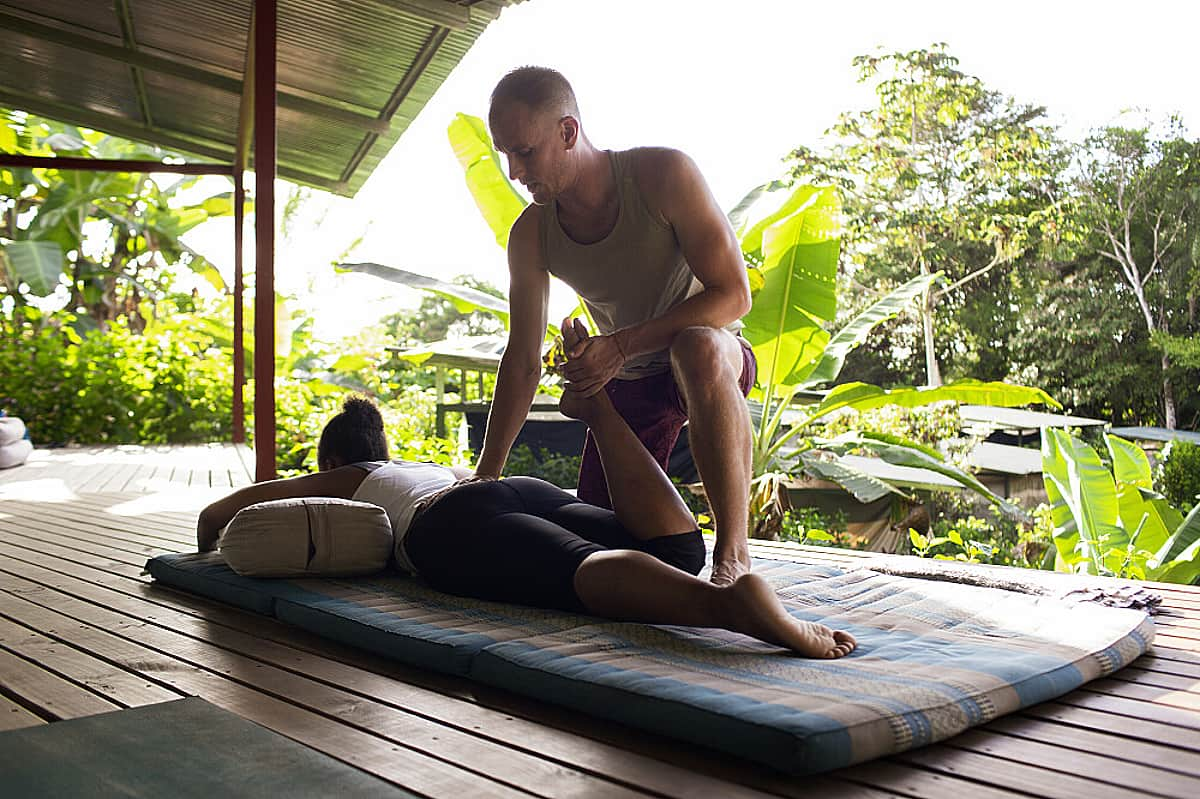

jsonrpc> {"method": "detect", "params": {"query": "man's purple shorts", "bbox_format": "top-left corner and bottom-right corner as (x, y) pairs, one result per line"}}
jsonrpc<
(576, 335), (757, 508)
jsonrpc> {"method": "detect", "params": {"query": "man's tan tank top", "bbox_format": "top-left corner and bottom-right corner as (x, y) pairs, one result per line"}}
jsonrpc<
(540, 148), (741, 380)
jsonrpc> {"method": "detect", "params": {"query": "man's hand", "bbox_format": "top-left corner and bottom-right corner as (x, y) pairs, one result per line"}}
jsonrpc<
(560, 316), (625, 397)
(710, 554), (751, 586)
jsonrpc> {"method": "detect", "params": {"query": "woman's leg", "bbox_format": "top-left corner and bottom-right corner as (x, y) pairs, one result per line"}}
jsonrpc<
(574, 550), (857, 658)
(559, 388), (697, 541)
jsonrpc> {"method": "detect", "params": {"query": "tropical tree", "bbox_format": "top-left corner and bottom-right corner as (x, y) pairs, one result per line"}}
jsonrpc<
(1071, 119), (1200, 429)
(786, 45), (1066, 386)
(0, 110), (234, 331)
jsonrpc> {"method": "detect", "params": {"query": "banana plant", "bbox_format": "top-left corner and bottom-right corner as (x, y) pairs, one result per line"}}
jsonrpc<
(737, 179), (1056, 535)
(1041, 429), (1200, 583)
(0, 112), (236, 324)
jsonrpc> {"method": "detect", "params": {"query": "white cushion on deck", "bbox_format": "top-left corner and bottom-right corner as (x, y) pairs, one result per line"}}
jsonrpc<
(0, 438), (32, 469)
(219, 497), (393, 577)
(0, 417), (26, 446)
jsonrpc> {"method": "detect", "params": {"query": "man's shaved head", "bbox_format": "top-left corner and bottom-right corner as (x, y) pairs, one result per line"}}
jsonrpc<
(490, 66), (580, 120)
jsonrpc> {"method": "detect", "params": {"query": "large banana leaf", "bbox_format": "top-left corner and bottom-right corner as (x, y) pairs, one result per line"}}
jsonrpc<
(1114, 483), (1176, 564)
(336, 262), (510, 326)
(827, 432), (1025, 520)
(799, 451), (906, 504)
(740, 185), (840, 392)
(1041, 428), (1122, 575)
(802, 379), (1060, 424)
(448, 113), (527, 249)
(1106, 434), (1154, 489)
(726, 179), (787, 238)
(803, 272), (941, 387)
(739, 183), (837, 257)
(1150, 502), (1200, 570)
(3, 240), (65, 296)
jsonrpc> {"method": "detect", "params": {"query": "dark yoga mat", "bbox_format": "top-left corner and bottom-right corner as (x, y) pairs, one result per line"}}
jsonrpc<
(0, 697), (416, 798)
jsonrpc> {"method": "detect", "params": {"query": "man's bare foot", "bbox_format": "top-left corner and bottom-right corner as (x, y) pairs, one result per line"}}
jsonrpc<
(724, 573), (857, 658)
(710, 554), (751, 586)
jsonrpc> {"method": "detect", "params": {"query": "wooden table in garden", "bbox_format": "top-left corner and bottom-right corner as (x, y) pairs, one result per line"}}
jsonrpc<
(1, 444), (1198, 798)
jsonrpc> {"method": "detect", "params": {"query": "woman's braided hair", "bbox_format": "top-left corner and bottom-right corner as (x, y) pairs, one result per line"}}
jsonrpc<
(317, 395), (388, 471)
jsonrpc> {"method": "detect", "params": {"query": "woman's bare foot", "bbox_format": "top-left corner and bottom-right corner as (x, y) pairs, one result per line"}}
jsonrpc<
(723, 572), (857, 658)
(559, 385), (617, 425)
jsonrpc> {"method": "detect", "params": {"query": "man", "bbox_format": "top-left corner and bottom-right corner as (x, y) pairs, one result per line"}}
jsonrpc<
(476, 66), (756, 586)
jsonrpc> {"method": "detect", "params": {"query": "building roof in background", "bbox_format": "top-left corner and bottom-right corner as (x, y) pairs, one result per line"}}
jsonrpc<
(959, 405), (1106, 435)
(0, 0), (518, 196)
(389, 334), (505, 371)
(1111, 427), (1200, 445)
(966, 441), (1043, 475)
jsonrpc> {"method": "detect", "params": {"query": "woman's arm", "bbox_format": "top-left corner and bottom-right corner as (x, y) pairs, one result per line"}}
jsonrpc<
(196, 466), (368, 551)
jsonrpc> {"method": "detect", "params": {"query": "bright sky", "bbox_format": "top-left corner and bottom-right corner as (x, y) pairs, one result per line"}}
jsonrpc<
(186, 0), (1200, 341)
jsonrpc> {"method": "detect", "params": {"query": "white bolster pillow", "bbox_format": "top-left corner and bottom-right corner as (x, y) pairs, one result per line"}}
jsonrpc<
(0, 417), (26, 446)
(219, 497), (394, 577)
(0, 439), (32, 469)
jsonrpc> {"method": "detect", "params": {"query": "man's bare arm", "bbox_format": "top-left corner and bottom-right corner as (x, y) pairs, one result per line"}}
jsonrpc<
(475, 208), (550, 478)
(614, 148), (751, 357)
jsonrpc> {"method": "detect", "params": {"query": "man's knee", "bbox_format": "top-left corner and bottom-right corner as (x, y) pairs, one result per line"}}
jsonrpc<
(669, 326), (739, 386)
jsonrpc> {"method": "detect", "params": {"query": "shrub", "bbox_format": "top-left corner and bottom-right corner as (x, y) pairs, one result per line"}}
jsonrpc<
(1158, 440), (1200, 512)
(0, 310), (231, 445)
(503, 444), (583, 488)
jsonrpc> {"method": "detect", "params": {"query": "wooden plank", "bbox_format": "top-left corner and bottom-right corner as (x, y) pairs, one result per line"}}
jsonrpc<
(0, 613), (183, 708)
(984, 714), (1200, 778)
(0, 513), (188, 560)
(0, 646), (123, 720)
(1086, 677), (1200, 713)
(0, 694), (48, 732)
(944, 727), (1200, 798)
(1023, 701), (1200, 752)
(1056, 689), (1200, 733)
(0, 568), (666, 799)
(897, 743), (1161, 799)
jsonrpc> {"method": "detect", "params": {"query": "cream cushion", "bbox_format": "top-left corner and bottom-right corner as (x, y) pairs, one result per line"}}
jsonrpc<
(219, 497), (394, 577)
(0, 438), (32, 469)
(0, 417), (26, 446)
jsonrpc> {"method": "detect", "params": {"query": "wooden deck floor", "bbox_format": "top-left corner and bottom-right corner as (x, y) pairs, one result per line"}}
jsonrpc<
(1, 445), (1199, 798)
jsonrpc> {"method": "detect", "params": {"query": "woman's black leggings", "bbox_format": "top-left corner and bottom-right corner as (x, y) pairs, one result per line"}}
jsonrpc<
(403, 476), (705, 613)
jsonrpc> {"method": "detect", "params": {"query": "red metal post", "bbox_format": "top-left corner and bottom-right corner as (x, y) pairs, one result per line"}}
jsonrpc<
(232, 167), (246, 443)
(252, 0), (277, 482)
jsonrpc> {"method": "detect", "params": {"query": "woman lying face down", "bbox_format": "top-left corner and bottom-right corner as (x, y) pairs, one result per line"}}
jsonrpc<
(197, 393), (857, 659)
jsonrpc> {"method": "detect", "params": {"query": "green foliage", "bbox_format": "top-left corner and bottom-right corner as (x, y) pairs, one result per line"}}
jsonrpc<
(1041, 430), (1200, 583)
(267, 379), (467, 478)
(1159, 441), (1200, 512)
(502, 444), (583, 488)
(779, 506), (852, 548)
(381, 274), (506, 345)
(912, 491), (1055, 568)
(0, 110), (234, 329)
(0, 307), (230, 444)
(447, 113), (527, 249)
(787, 45), (1066, 386)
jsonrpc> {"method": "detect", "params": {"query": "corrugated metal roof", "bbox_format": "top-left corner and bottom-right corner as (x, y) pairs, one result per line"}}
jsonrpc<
(958, 404), (1105, 433)
(1111, 427), (1200, 445)
(0, 0), (520, 196)
(966, 441), (1043, 475)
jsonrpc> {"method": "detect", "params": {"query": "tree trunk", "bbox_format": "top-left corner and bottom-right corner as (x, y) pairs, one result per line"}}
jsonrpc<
(1162, 353), (1177, 430)
(922, 278), (941, 387)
